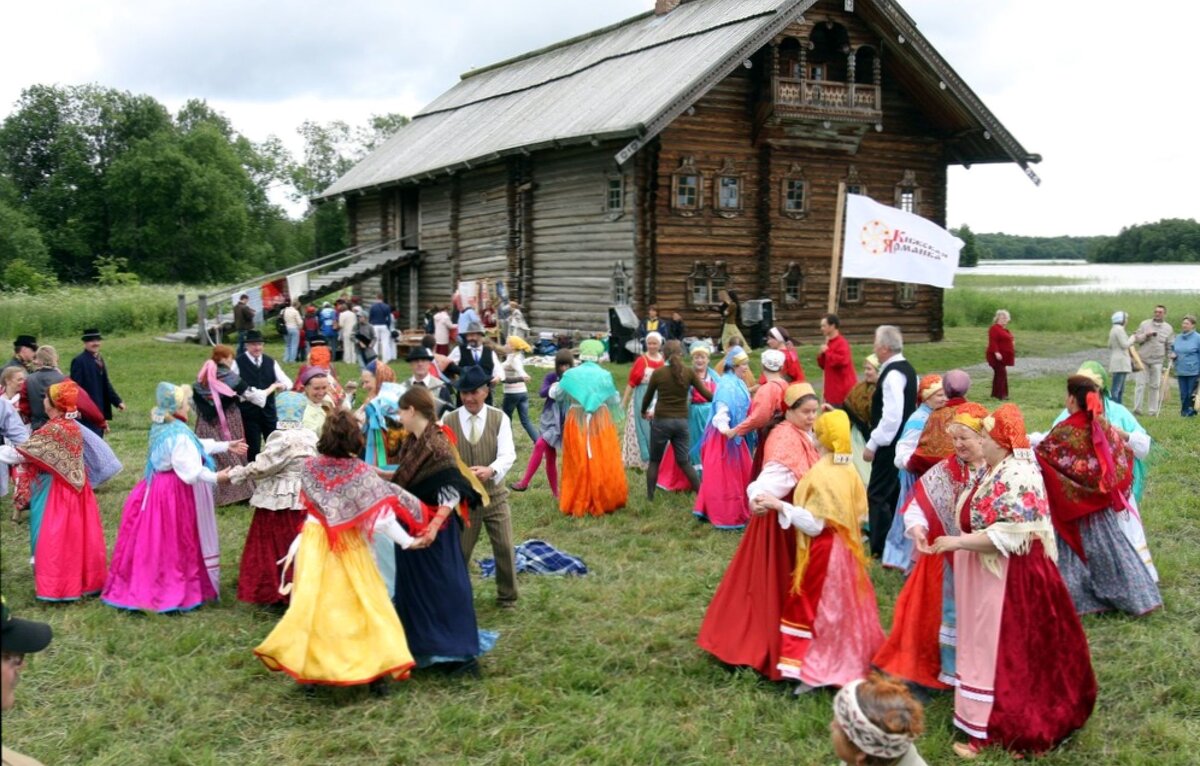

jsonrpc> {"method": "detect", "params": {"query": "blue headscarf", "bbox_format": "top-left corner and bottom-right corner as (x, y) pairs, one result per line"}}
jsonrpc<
(710, 355), (751, 447)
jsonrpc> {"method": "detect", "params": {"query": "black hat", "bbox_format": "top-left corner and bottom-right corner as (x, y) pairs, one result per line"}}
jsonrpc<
(406, 346), (435, 362)
(1, 595), (52, 654)
(455, 365), (492, 393)
(13, 335), (37, 351)
(310, 338), (327, 347)
(81, 329), (103, 342)
(243, 329), (265, 343)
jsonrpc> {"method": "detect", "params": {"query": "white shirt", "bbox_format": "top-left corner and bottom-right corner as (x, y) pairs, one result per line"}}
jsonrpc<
(867, 353), (909, 453)
(156, 435), (228, 485)
(446, 404), (516, 486)
(338, 310), (356, 333)
(447, 345), (504, 383)
(282, 306), (303, 329)
(433, 312), (453, 345)
(502, 352), (530, 394)
(231, 358), (293, 390)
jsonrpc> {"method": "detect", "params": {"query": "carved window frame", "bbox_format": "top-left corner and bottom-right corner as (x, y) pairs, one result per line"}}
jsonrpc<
(714, 158), (743, 218)
(895, 282), (918, 308)
(612, 261), (630, 305)
(782, 163), (809, 220)
(781, 261), (806, 306)
(671, 156), (702, 216)
(845, 165), (867, 197)
(894, 169), (920, 214)
(605, 172), (625, 220)
(686, 261), (731, 308)
(841, 278), (865, 305)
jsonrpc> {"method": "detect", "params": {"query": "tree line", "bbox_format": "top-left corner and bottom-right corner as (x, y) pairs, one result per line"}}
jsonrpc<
(953, 219), (1200, 265)
(0, 84), (407, 290)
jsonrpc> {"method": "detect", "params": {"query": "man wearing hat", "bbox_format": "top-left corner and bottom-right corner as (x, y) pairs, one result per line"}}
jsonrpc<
(2, 337), (36, 375)
(2, 595), (53, 766)
(233, 293), (256, 356)
(69, 329), (123, 438)
(442, 366), (518, 607)
(232, 330), (291, 462)
(400, 345), (453, 417)
(448, 321), (502, 406)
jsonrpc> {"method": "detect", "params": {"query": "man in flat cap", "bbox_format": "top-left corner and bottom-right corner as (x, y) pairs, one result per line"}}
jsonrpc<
(2, 595), (53, 766)
(69, 329), (123, 438)
(442, 366), (518, 607)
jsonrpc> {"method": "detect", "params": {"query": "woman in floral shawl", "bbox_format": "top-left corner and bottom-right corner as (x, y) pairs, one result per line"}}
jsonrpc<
(254, 410), (416, 690)
(389, 386), (488, 670)
(930, 404), (1095, 758)
(693, 346), (753, 529)
(755, 410), (884, 692)
(873, 402), (990, 692)
(697, 383), (821, 682)
(103, 383), (246, 613)
(1034, 375), (1162, 616)
(558, 339), (627, 517)
(0, 380), (107, 601)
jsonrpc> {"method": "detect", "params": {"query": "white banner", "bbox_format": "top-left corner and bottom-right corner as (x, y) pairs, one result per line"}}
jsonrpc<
(841, 194), (962, 289)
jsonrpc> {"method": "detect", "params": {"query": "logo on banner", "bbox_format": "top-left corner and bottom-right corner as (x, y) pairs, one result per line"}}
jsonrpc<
(859, 219), (951, 262)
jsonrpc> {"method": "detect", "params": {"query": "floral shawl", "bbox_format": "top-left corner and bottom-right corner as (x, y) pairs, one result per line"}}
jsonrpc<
(962, 453), (1056, 576)
(909, 455), (986, 541)
(390, 423), (484, 528)
(1035, 410), (1133, 560)
(18, 417), (86, 491)
(300, 455), (424, 547)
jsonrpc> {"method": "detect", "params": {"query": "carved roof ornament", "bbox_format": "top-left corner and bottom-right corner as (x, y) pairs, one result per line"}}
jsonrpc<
(899, 169), (918, 188)
(718, 157), (737, 175)
(788, 162), (805, 177)
(677, 156), (697, 173)
(846, 164), (863, 186)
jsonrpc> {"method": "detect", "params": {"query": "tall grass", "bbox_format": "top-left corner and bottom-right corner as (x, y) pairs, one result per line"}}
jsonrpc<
(0, 284), (210, 338)
(943, 287), (1191, 332)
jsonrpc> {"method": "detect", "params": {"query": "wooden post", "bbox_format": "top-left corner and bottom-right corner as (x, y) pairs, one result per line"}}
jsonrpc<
(408, 261), (420, 330)
(197, 294), (210, 346)
(826, 181), (847, 314)
(177, 294), (187, 332)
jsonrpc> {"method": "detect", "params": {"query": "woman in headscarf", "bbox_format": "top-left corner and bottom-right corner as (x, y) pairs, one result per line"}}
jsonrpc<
(882, 374), (946, 571)
(873, 402), (990, 693)
(0, 380), (107, 601)
(655, 342), (718, 492)
(558, 339), (627, 517)
(930, 404), (1096, 758)
(761, 326), (805, 384)
(697, 383), (821, 681)
(299, 367), (334, 435)
(693, 346), (753, 529)
(755, 410), (884, 691)
(253, 409), (416, 692)
(620, 331), (664, 469)
(1034, 375), (1162, 616)
(1040, 361), (1156, 579)
(510, 349), (574, 497)
(729, 347), (790, 473)
(217, 392), (318, 606)
(193, 345), (254, 506)
(904, 369), (973, 478)
(843, 354), (879, 486)
(103, 383), (246, 613)
(830, 674), (929, 766)
(389, 386), (489, 670)
(1107, 310), (1136, 404)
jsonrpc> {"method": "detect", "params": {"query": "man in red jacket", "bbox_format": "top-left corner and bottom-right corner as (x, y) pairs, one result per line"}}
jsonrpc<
(817, 314), (857, 407)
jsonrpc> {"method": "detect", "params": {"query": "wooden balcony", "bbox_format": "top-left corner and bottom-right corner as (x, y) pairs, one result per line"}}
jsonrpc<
(772, 77), (882, 124)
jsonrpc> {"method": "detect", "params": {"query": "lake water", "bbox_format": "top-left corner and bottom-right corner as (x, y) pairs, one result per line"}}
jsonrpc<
(961, 260), (1200, 293)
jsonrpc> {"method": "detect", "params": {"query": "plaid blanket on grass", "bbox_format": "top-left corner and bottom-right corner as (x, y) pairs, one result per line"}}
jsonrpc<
(479, 539), (588, 577)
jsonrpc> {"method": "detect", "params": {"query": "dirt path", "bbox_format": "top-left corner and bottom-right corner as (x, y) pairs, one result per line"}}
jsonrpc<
(962, 348), (1106, 380)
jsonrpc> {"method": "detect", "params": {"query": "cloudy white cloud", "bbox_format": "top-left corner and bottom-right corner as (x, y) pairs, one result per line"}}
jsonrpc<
(2, 0), (1197, 235)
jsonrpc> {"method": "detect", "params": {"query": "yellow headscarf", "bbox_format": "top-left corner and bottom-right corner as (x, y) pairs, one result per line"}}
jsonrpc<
(814, 410), (852, 460)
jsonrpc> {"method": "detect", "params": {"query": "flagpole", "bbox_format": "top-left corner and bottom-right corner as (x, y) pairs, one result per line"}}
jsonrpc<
(827, 181), (847, 314)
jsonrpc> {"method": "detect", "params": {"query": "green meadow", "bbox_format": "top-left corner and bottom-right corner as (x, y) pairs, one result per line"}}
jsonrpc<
(1, 282), (1197, 765)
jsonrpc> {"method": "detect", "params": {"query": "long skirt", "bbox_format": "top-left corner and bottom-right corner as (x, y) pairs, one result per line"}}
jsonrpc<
(1116, 503), (1157, 581)
(953, 542), (1096, 753)
(777, 531), (885, 687)
(621, 387), (651, 469)
(697, 511), (796, 681)
(874, 551), (957, 690)
(849, 428), (872, 486)
(255, 523), (413, 685)
(1056, 509), (1162, 616)
(657, 401), (712, 491)
(693, 430), (751, 529)
(103, 472), (218, 613)
(882, 470), (917, 571)
(238, 508), (304, 605)
(560, 408), (627, 517)
(195, 409), (254, 506)
(28, 473), (107, 601)
(392, 515), (480, 664)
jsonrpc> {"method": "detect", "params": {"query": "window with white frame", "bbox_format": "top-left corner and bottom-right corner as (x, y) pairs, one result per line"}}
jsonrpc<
(686, 261), (730, 307)
(781, 262), (805, 305)
(715, 158), (742, 216)
(612, 261), (630, 305)
(894, 169), (920, 214)
(842, 278), (864, 304)
(671, 157), (701, 214)
(606, 176), (624, 213)
(782, 163), (808, 219)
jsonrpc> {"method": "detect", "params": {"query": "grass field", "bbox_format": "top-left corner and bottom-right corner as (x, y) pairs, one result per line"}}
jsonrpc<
(1, 299), (1198, 764)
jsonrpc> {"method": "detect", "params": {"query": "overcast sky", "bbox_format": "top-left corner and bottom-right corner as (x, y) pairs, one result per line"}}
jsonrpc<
(2, 0), (1196, 236)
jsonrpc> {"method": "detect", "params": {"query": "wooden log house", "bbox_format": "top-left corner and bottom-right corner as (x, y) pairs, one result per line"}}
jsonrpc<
(318, 0), (1039, 342)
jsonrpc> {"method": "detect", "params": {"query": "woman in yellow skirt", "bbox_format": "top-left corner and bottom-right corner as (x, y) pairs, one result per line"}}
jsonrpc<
(254, 410), (420, 692)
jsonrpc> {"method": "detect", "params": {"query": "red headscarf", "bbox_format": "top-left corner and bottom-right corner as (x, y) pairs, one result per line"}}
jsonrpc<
(47, 380), (80, 416)
(982, 403), (1030, 451)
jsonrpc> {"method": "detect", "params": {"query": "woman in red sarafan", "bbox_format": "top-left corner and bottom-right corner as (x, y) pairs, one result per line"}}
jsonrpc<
(929, 404), (1095, 759)
(985, 310), (1014, 400)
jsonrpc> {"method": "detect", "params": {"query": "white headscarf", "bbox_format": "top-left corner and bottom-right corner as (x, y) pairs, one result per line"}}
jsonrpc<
(761, 348), (785, 372)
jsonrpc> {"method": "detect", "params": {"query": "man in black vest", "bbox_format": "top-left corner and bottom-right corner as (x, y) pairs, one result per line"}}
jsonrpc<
(233, 330), (292, 462)
(863, 325), (917, 558)
(448, 321), (501, 406)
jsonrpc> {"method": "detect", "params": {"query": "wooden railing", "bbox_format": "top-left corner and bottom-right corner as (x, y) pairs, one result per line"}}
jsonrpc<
(773, 77), (881, 120)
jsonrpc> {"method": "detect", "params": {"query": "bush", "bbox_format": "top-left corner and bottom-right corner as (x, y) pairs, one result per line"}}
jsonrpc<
(93, 255), (141, 286)
(1, 258), (59, 293)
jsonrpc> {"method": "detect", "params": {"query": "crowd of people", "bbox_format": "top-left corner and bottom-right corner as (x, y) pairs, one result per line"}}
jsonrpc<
(0, 295), (1187, 764)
